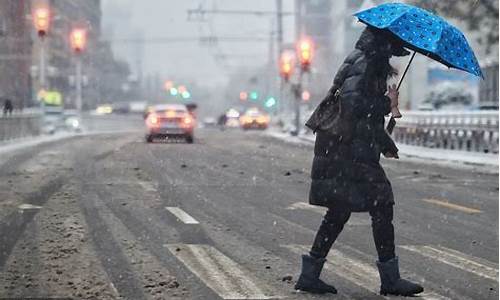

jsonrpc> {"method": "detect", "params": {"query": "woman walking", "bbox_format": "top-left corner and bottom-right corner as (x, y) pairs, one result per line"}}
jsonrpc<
(295, 26), (424, 297)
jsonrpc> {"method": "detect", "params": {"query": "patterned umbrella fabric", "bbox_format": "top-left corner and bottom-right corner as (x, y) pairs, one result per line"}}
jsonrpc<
(354, 2), (483, 78)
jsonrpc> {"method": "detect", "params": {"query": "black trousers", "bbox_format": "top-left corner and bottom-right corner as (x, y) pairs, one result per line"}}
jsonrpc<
(309, 204), (395, 262)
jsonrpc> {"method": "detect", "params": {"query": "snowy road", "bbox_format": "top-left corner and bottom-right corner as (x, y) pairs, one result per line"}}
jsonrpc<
(0, 117), (497, 299)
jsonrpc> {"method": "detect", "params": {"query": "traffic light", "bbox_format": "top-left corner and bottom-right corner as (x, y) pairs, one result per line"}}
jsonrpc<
(297, 37), (314, 72)
(33, 7), (50, 37)
(70, 28), (87, 53)
(265, 97), (277, 108)
(239, 91), (248, 101)
(181, 91), (191, 99)
(164, 80), (174, 90)
(170, 87), (178, 96)
(250, 91), (258, 101)
(301, 90), (311, 101)
(178, 85), (187, 94)
(279, 51), (295, 81)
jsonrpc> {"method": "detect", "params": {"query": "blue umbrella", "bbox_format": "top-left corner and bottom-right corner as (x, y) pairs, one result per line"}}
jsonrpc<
(354, 2), (483, 132)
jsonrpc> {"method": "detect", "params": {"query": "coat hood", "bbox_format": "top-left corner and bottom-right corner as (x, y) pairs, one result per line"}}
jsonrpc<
(355, 27), (410, 58)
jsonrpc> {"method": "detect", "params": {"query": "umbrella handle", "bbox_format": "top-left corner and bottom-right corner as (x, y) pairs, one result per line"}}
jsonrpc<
(387, 51), (416, 134)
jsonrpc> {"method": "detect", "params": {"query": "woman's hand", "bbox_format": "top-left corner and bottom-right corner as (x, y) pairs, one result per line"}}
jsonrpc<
(387, 84), (402, 118)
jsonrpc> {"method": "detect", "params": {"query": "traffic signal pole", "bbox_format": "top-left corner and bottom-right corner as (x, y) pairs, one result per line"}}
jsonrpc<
(75, 55), (83, 113)
(39, 38), (46, 89)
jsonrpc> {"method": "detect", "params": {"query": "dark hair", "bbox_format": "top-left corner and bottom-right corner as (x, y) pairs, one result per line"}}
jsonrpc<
(355, 27), (398, 81)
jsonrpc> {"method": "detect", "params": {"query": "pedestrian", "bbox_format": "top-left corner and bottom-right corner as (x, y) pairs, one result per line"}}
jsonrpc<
(3, 98), (13, 116)
(217, 113), (227, 131)
(295, 26), (424, 296)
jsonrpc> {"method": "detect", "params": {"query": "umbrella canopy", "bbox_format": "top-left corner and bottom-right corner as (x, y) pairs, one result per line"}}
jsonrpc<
(354, 2), (483, 78)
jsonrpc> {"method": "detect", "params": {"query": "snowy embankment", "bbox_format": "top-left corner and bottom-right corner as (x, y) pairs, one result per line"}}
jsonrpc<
(266, 129), (498, 173)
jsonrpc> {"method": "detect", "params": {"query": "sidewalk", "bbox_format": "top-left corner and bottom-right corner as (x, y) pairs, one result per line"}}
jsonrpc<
(266, 129), (499, 172)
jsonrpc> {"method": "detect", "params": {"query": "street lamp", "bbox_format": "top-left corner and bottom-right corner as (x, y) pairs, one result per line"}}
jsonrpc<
(32, 6), (51, 90)
(70, 28), (87, 113)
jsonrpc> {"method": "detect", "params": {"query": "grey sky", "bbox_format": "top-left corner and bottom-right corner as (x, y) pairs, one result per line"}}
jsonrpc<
(102, 0), (296, 88)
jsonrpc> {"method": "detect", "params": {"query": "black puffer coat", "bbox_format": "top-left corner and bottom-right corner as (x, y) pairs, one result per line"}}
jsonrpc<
(305, 28), (400, 212)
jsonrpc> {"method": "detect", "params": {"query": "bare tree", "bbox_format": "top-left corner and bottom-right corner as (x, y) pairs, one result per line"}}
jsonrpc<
(411, 0), (499, 54)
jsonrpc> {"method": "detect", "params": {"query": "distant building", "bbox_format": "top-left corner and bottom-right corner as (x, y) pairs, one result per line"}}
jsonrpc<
(0, 1), (32, 109)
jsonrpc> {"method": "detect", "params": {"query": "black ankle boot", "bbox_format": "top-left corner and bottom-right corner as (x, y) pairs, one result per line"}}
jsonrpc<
(376, 257), (424, 296)
(294, 254), (337, 294)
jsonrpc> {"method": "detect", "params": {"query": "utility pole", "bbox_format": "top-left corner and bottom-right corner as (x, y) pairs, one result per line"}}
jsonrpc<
(276, 0), (284, 117)
(292, 0), (303, 136)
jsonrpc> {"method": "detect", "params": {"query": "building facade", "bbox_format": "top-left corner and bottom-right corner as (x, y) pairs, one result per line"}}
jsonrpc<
(0, 1), (32, 109)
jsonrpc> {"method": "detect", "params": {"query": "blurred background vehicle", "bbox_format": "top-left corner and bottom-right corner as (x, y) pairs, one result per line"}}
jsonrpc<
(202, 116), (217, 128)
(240, 107), (270, 130)
(63, 110), (83, 132)
(224, 108), (241, 128)
(144, 104), (195, 143)
(95, 104), (113, 115)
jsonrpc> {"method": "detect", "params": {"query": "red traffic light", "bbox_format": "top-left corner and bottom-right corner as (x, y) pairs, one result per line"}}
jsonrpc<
(33, 7), (50, 37)
(297, 37), (314, 71)
(70, 28), (87, 52)
(279, 51), (295, 81)
(164, 80), (174, 90)
(301, 90), (311, 101)
(239, 91), (248, 101)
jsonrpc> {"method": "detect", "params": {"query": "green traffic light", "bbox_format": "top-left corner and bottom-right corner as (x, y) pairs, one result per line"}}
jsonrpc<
(181, 91), (191, 99)
(265, 97), (277, 108)
(250, 91), (258, 100)
(170, 87), (178, 96)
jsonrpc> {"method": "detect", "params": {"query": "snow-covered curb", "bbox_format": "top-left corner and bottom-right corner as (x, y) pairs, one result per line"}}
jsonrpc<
(266, 129), (498, 173)
(0, 132), (77, 155)
(0, 129), (139, 155)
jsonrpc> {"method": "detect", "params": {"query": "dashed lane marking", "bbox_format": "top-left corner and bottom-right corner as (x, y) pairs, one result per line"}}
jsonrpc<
(165, 207), (200, 224)
(18, 203), (43, 210)
(399, 245), (498, 282)
(283, 244), (450, 300)
(286, 202), (370, 226)
(166, 244), (278, 299)
(422, 198), (482, 214)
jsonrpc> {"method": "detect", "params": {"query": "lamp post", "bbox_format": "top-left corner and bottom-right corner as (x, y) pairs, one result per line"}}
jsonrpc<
(70, 28), (87, 113)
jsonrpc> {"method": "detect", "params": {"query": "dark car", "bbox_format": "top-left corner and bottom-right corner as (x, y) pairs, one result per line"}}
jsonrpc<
(145, 104), (195, 143)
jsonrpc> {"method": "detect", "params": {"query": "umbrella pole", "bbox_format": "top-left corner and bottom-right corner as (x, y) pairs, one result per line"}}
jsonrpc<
(396, 51), (417, 90)
(387, 51), (416, 134)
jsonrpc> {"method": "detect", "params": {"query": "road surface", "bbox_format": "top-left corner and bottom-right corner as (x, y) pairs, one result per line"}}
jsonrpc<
(0, 118), (498, 300)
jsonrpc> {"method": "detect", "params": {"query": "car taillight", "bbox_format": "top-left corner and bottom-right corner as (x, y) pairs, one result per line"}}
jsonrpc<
(147, 114), (159, 127)
(257, 116), (268, 124)
(183, 116), (193, 126)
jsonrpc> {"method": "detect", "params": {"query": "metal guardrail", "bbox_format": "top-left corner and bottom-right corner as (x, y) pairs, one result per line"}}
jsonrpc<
(392, 111), (499, 153)
(0, 112), (42, 141)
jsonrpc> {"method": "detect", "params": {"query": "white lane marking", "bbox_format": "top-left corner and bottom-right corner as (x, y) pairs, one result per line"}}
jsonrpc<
(166, 244), (277, 299)
(18, 203), (42, 210)
(165, 207), (199, 224)
(286, 202), (370, 226)
(400, 245), (498, 282)
(284, 244), (450, 300)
